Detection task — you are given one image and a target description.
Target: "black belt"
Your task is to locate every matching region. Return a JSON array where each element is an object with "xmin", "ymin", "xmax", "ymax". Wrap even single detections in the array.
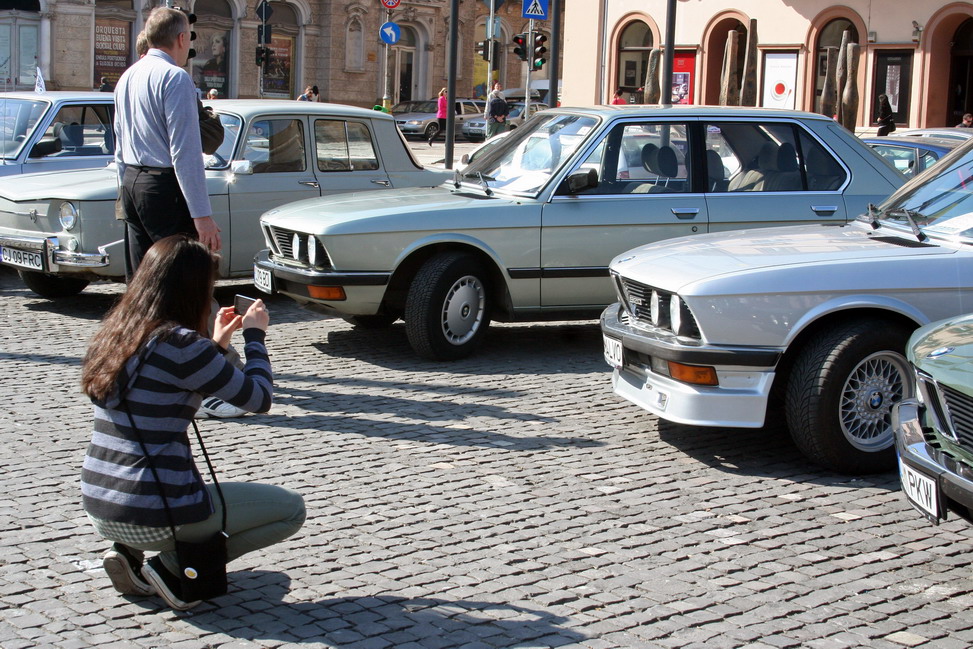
[{"xmin": 131, "ymin": 165, "xmax": 174, "ymax": 175}]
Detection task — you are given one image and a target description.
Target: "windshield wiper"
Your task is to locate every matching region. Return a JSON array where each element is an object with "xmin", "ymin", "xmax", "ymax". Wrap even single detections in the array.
[
  {"xmin": 885, "ymin": 207, "xmax": 928, "ymax": 242},
  {"xmin": 864, "ymin": 202, "xmax": 880, "ymax": 229},
  {"xmin": 477, "ymin": 172, "xmax": 493, "ymax": 196}
]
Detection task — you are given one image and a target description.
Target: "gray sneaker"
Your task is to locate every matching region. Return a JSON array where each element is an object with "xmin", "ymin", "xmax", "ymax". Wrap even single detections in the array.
[
  {"xmin": 197, "ymin": 397, "xmax": 248, "ymax": 419},
  {"xmin": 103, "ymin": 544, "xmax": 153, "ymax": 596},
  {"xmin": 141, "ymin": 557, "xmax": 201, "ymax": 611}
]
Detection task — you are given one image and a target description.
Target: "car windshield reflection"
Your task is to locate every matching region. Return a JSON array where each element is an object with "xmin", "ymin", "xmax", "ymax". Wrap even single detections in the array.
[
  {"xmin": 460, "ymin": 113, "xmax": 600, "ymax": 196},
  {"xmin": 873, "ymin": 143, "xmax": 973, "ymax": 240},
  {"xmin": 205, "ymin": 113, "xmax": 242, "ymax": 169}
]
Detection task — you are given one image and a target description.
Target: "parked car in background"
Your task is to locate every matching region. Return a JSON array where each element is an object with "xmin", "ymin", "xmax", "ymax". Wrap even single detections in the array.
[
  {"xmin": 254, "ymin": 105, "xmax": 902, "ymax": 361},
  {"xmin": 394, "ymin": 99, "xmax": 485, "ymax": 140},
  {"xmin": 601, "ymin": 138, "xmax": 973, "ymax": 475},
  {"xmin": 895, "ymin": 127, "xmax": 973, "ymax": 142},
  {"xmin": 0, "ymin": 100, "xmax": 449, "ymax": 297},
  {"xmin": 896, "ymin": 314, "xmax": 973, "ymax": 526},
  {"xmin": 0, "ymin": 91, "xmax": 116, "ymax": 177},
  {"xmin": 463, "ymin": 102, "xmax": 549, "ymax": 142},
  {"xmin": 861, "ymin": 135, "xmax": 960, "ymax": 177}
]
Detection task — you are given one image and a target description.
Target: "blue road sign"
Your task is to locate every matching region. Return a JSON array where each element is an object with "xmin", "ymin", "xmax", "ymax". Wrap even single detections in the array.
[
  {"xmin": 380, "ymin": 21, "xmax": 401, "ymax": 45},
  {"xmin": 522, "ymin": 0, "xmax": 548, "ymax": 20}
]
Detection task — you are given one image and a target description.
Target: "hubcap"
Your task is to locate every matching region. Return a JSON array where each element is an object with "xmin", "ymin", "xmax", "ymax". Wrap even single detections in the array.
[
  {"xmin": 441, "ymin": 274, "xmax": 485, "ymax": 345},
  {"xmin": 839, "ymin": 351, "xmax": 911, "ymax": 452}
]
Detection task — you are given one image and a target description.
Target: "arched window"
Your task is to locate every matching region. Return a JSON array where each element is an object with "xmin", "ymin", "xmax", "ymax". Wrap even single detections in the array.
[
  {"xmin": 617, "ymin": 21, "xmax": 652, "ymax": 98},
  {"xmin": 191, "ymin": 0, "xmax": 233, "ymax": 98},
  {"xmin": 0, "ymin": 0, "xmax": 40, "ymax": 88},
  {"xmin": 814, "ymin": 18, "xmax": 859, "ymax": 114},
  {"xmin": 263, "ymin": 2, "xmax": 298, "ymax": 98},
  {"xmin": 346, "ymin": 17, "xmax": 364, "ymax": 72}
]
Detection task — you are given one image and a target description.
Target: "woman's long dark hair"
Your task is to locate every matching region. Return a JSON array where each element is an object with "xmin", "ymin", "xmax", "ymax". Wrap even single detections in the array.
[{"xmin": 81, "ymin": 235, "xmax": 218, "ymax": 400}]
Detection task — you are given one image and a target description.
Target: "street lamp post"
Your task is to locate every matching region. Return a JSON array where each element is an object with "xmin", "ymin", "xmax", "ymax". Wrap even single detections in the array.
[{"xmin": 661, "ymin": 0, "xmax": 676, "ymax": 104}]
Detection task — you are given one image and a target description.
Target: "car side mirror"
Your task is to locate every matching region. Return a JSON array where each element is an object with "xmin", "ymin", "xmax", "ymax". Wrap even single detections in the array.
[
  {"xmin": 230, "ymin": 159, "xmax": 253, "ymax": 175},
  {"xmin": 460, "ymin": 153, "xmax": 470, "ymax": 165},
  {"xmin": 29, "ymin": 137, "xmax": 62, "ymax": 159},
  {"xmin": 558, "ymin": 168, "xmax": 598, "ymax": 195}
]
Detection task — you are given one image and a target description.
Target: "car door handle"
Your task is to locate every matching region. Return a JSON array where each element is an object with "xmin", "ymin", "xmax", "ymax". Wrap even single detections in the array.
[
  {"xmin": 811, "ymin": 205, "xmax": 838, "ymax": 215},
  {"xmin": 671, "ymin": 207, "xmax": 700, "ymax": 219},
  {"xmin": 299, "ymin": 181, "xmax": 319, "ymax": 189},
  {"xmin": 371, "ymin": 179, "xmax": 391, "ymax": 186}
]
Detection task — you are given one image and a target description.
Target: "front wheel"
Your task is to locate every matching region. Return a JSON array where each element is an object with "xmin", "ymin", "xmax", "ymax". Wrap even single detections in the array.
[
  {"xmin": 404, "ymin": 252, "xmax": 491, "ymax": 361},
  {"xmin": 19, "ymin": 270, "xmax": 89, "ymax": 298},
  {"xmin": 785, "ymin": 319, "xmax": 913, "ymax": 474},
  {"xmin": 424, "ymin": 122, "xmax": 441, "ymax": 141}
]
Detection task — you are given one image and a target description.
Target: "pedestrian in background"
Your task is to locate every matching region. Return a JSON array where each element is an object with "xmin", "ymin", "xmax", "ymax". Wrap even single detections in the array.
[
  {"xmin": 611, "ymin": 88, "xmax": 626, "ymax": 105},
  {"xmin": 485, "ymin": 81, "xmax": 508, "ymax": 140},
  {"xmin": 98, "ymin": 77, "xmax": 112, "ymax": 92},
  {"xmin": 207, "ymin": 88, "xmax": 219, "ymax": 100},
  {"xmin": 81, "ymin": 234, "xmax": 306, "ymax": 612},
  {"xmin": 298, "ymin": 85, "xmax": 313, "ymax": 101},
  {"xmin": 114, "ymin": 7, "xmax": 220, "ymax": 276},
  {"xmin": 958, "ymin": 113, "xmax": 973, "ymax": 128},
  {"xmin": 430, "ymin": 87, "xmax": 448, "ymax": 145},
  {"xmin": 876, "ymin": 94, "xmax": 895, "ymax": 136}
]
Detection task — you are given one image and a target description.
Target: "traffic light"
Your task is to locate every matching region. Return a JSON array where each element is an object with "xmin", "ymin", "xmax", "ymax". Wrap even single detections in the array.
[
  {"xmin": 531, "ymin": 32, "xmax": 548, "ymax": 70},
  {"xmin": 476, "ymin": 40, "xmax": 489, "ymax": 61},
  {"xmin": 175, "ymin": 8, "xmax": 197, "ymax": 59},
  {"xmin": 512, "ymin": 33, "xmax": 528, "ymax": 62},
  {"xmin": 255, "ymin": 46, "xmax": 272, "ymax": 67}
]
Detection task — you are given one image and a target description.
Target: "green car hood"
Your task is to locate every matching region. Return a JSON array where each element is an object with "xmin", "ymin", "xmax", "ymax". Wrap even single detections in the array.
[{"xmin": 909, "ymin": 314, "xmax": 973, "ymax": 396}]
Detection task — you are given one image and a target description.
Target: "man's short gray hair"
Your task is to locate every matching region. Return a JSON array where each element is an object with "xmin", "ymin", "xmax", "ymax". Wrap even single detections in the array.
[{"xmin": 144, "ymin": 7, "xmax": 188, "ymax": 50}]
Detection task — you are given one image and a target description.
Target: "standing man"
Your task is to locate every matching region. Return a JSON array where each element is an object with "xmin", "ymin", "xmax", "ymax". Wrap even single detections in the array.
[
  {"xmin": 114, "ymin": 7, "xmax": 220, "ymax": 275},
  {"xmin": 484, "ymin": 81, "xmax": 509, "ymax": 140}
]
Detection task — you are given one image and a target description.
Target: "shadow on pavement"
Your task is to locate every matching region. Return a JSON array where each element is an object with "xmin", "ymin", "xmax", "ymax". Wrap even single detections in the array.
[
  {"xmin": 179, "ymin": 572, "xmax": 586, "ymax": 647},
  {"xmin": 656, "ymin": 419, "xmax": 900, "ymax": 491}
]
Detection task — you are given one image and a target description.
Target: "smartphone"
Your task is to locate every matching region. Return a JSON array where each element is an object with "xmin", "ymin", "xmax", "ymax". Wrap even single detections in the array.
[{"xmin": 234, "ymin": 294, "xmax": 257, "ymax": 316}]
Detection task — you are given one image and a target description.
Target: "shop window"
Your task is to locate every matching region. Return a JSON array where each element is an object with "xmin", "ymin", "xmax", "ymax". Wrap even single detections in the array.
[
  {"xmin": 814, "ymin": 19, "xmax": 859, "ymax": 115},
  {"xmin": 616, "ymin": 21, "xmax": 652, "ymax": 102},
  {"xmin": 0, "ymin": 10, "xmax": 40, "ymax": 89}
]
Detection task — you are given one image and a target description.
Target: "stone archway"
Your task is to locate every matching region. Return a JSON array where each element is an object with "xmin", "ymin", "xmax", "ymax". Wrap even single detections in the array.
[
  {"xmin": 701, "ymin": 13, "xmax": 748, "ymax": 105},
  {"xmin": 923, "ymin": 5, "xmax": 973, "ymax": 127}
]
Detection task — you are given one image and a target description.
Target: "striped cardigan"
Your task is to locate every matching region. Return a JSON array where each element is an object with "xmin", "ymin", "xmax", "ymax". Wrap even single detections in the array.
[{"xmin": 81, "ymin": 326, "xmax": 272, "ymax": 527}]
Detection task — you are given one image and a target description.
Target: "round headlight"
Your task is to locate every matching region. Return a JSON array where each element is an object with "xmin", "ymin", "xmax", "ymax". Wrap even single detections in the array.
[
  {"xmin": 307, "ymin": 234, "xmax": 318, "ymax": 267},
  {"xmin": 670, "ymin": 295, "xmax": 683, "ymax": 335},
  {"xmin": 59, "ymin": 202, "xmax": 78, "ymax": 231},
  {"xmin": 650, "ymin": 290, "xmax": 661, "ymax": 326},
  {"xmin": 291, "ymin": 232, "xmax": 303, "ymax": 261}
]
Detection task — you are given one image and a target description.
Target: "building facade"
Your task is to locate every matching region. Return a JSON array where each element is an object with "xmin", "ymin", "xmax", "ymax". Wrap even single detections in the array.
[
  {"xmin": 0, "ymin": 0, "xmax": 557, "ymax": 107},
  {"xmin": 562, "ymin": 0, "xmax": 973, "ymax": 130}
]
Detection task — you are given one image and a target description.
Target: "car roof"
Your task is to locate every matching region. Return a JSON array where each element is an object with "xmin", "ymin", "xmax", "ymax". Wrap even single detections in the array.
[
  {"xmin": 553, "ymin": 104, "xmax": 839, "ymax": 121},
  {"xmin": 0, "ymin": 91, "xmax": 110, "ymax": 102},
  {"xmin": 862, "ymin": 135, "xmax": 961, "ymax": 147},
  {"xmin": 203, "ymin": 99, "xmax": 395, "ymax": 122}
]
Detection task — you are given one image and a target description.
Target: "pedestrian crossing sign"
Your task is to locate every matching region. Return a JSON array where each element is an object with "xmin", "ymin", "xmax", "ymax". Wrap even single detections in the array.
[{"xmin": 522, "ymin": 0, "xmax": 548, "ymax": 20}]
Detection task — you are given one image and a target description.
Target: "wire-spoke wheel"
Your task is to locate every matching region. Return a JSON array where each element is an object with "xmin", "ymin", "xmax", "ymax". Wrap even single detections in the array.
[{"xmin": 838, "ymin": 351, "xmax": 910, "ymax": 452}]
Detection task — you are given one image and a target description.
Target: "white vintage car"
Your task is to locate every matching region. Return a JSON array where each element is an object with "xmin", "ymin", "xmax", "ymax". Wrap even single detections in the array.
[
  {"xmin": 600, "ymin": 137, "xmax": 973, "ymax": 474},
  {"xmin": 0, "ymin": 99, "xmax": 447, "ymax": 297},
  {"xmin": 255, "ymin": 105, "xmax": 902, "ymax": 361}
]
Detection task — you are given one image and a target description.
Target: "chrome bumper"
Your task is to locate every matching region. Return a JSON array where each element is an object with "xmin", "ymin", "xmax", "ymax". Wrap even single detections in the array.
[{"xmin": 0, "ymin": 234, "xmax": 119, "ymax": 269}]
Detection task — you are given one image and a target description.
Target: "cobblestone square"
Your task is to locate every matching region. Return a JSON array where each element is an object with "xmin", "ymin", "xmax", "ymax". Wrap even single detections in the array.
[{"xmin": 1, "ymin": 266, "xmax": 971, "ymax": 648}]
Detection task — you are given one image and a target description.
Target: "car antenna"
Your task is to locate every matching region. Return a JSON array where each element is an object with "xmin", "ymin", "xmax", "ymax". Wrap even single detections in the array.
[{"xmin": 477, "ymin": 172, "xmax": 493, "ymax": 196}]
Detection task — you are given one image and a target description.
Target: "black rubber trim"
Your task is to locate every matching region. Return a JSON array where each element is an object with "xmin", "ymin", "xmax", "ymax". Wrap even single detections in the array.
[
  {"xmin": 255, "ymin": 250, "xmax": 390, "ymax": 287},
  {"xmin": 507, "ymin": 266, "xmax": 609, "ymax": 279}
]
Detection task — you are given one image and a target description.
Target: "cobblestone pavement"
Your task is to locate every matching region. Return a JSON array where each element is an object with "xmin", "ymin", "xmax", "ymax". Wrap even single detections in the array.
[{"xmin": 1, "ymin": 265, "xmax": 973, "ymax": 649}]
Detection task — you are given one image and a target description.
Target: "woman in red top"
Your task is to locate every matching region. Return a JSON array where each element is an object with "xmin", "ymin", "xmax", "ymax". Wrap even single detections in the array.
[
  {"xmin": 430, "ymin": 88, "xmax": 448, "ymax": 145},
  {"xmin": 611, "ymin": 89, "xmax": 626, "ymax": 105}
]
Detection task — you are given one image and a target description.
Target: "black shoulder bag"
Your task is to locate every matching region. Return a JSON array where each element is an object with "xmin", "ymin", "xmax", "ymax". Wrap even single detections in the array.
[{"xmin": 123, "ymin": 403, "xmax": 229, "ymax": 601}]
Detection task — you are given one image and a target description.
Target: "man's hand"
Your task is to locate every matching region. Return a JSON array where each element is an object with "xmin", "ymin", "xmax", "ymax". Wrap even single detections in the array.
[{"xmin": 193, "ymin": 216, "xmax": 222, "ymax": 252}]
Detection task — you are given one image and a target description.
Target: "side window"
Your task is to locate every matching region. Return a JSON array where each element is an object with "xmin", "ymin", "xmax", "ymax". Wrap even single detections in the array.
[
  {"xmin": 246, "ymin": 118, "xmax": 306, "ymax": 173},
  {"xmin": 706, "ymin": 122, "xmax": 801, "ymax": 193},
  {"xmin": 314, "ymin": 120, "xmax": 379, "ymax": 172},
  {"xmin": 463, "ymin": 103, "xmax": 479, "ymax": 115},
  {"xmin": 42, "ymin": 104, "xmax": 114, "ymax": 157},
  {"xmin": 872, "ymin": 145, "xmax": 917, "ymax": 177},
  {"xmin": 800, "ymin": 130, "xmax": 846, "ymax": 190},
  {"xmin": 574, "ymin": 121, "xmax": 690, "ymax": 195},
  {"xmin": 921, "ymin": 151, "xmax": 938, "ymax": 174}
]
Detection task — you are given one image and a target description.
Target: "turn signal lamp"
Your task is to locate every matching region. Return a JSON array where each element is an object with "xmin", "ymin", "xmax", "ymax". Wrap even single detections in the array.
[
  {"xmin": 307, "ymin": 286, "xmax": 346, "ymax": 300},
  {"xmin": 667, "ymin": 362, "xmax": 718, "ymax": 386}
]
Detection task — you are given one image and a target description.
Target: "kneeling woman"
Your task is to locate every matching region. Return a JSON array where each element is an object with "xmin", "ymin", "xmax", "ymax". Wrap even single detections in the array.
[{"xmin": 80, "ymin": 234, "xmax": 305, "ymax": 610}]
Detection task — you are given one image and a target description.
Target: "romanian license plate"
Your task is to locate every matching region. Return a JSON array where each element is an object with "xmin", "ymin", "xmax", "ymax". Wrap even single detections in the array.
[
  {"xmin": 0, "ymin": 246, "xmax": 43, "ymax": 270},
  {"xmin": 253, "ymin": 265, "xmax": 274, "ymax": 294},
  {"xmin": 899, "ymin": 457, "xmax": 941, "ymax": 523},
  {"xmin": 603, "ymin": 334, "xmax": 623, "ymax": 368}
]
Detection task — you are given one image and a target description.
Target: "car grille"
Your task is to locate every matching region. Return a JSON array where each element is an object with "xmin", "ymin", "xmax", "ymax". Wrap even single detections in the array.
[
  {"xmin": 264, "ymin": 225, "xmax": 332, "ymax": 270},
  {"xmin": 617, "ymin": 276, "xmax": 700, "ymax": 339},
  {"xmin": 918, "ymin": 370, "xmax": 973, "ymax": 456},
  {"xmin": 267, "ymin": 225, "xmax": 296, "ymax": 257}
]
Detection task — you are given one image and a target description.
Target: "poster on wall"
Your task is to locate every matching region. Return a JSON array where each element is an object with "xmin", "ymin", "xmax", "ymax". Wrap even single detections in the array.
[
  {"xmin": 761, "ymin": 51, "xmax": 798, "ymax": 109},
  {"xmin": 192, "ymin": 30, "xmax": 230, "ymax": 98},
  {"xmin": 94, "ymin": 19, "xmax": 130, "ymax": 88},
  {"xmin": 673, "ymin": 52, "xmax": 695, "ymax": 104},
  {"xmin": 263, "ymin": 35, "xmax": 293, "ymax": 98}
]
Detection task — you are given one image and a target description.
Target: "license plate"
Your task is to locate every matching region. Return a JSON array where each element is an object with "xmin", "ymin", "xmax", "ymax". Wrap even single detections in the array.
[
  {"xmin": 603, "ymin": 334, "xmax": 623, "ymax": 368},
  {"xmin": 0, "ymin": 246, "xmax": 43, "ymax": 270},
  {"xmin": 899, "ymin": 458, "xmax": 940, "ymax": 523},
  {"xmin": 254, "ymin": 265, "xmax": 273, "ymax": 294}
]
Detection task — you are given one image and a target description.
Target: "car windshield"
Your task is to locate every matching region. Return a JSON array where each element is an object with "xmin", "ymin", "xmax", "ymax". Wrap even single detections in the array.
[
  {"xmin": 0, "ymin": 99, "xmax": 48, "ymax": 160},
  {"xmin": 406, "ymin": 101, "xmax": 438, "ymax": 114},
  {"xmin": 205, "ymin": 112, "xmax": 242, "ymax": 169},
  {"xmin": 392, "ymin": 101, "xmax": 421, "ymax": 114},
  {"xmin": 871, "ymin": 142, "xmax": 973, "ymax": 240},
  {"xmin": 460, "ymin": 112, "xmax": 599, "ymax": 196}
]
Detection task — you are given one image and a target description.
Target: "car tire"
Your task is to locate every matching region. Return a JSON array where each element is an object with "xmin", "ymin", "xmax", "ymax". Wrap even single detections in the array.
[
  {"xmin": 785, "ymin": 319, "xmax": 912, "ymax": 474},
  {"xmin": 404, "ymin": 252, "xmax": 490, "ymax": 361},
  {"xmin": 424, "ymin": 122, "xmax": 441, "ymax": 142},
  {"xmin": 345, "ymin": 314, "xmax": 397, "ymax": 329},
  {"xmin": 19, "ymin": 270, "xmax": 89, "ymax": 298}
]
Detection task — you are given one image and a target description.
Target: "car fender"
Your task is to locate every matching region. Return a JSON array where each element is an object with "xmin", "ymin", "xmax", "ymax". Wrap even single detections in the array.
[
  {"xmin": 391, "ymin": 231, "xmax": 509, "ymax": 277},
  {"xmin": 782, "ymin": 293, "xmax": 928, "ymax": 349}
]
